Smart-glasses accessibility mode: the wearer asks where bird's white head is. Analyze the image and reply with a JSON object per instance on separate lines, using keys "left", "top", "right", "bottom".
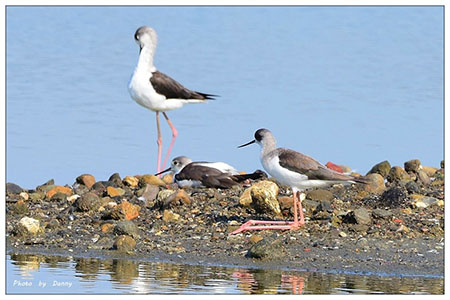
{"left": 154, "top": 155, "right": 192, "bottom": 177}
{"left": 238, "top": 128, "right": 276, "bottom": 150}
{"left": 170, "top": 156, "right": 192, "bottom": 174}
{"left": 134, "top": 26, "right": 158, "bottom": 53}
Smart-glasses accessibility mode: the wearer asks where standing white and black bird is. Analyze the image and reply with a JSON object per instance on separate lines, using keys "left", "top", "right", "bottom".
{"left": 231, "top": 128, "right": 367, "bottom": 234}
{"left": 156, "top": 156, "right": 266, "bottom": 189}
{"left": 128, "top": 26, "right": 216, "bottom": 174}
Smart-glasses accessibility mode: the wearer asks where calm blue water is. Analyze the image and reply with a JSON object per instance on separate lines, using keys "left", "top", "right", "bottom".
{"left": 6, "top": 6, "right": 443, "bottom": 189}
{"left": 6, "top": 253, "right": 444, "bottom": 294}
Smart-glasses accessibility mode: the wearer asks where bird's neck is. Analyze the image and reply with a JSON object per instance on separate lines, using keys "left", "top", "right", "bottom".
{"left": 136, "top": 46, "right": 157, "bottom": 74}
{"left": 260, "top": 138, "right": 277, "bottom": 158}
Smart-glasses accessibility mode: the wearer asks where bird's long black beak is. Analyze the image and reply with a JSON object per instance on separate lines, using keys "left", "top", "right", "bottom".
{"left": 238, "top": 139, "right": 256, "bottom": 148}
{"left": 155, "top": 167, "right": 171, "bottom": 176}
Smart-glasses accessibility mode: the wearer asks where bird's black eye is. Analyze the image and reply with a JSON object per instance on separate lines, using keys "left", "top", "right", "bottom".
{"left": 255, "top": 129, "right": 264, "bottom": 141}
{"left": 134, "top": 33, "right": 139, "bottom": 40}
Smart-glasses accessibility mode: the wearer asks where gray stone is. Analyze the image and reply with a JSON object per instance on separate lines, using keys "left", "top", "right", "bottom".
{"left": 387, "top": 166, "right": 410, "bottom": 183}
{"left": 246, "top": 234, "right": 285, "bottom": 259}
{"left": 303, "top": 199, "right": 320, "bottom": 212}
{"left": 367, "top": 161, "right": 391, "bottom": 178}
{"left": 6, "top": 183, "right": 23, "bottom": 194}
{"left": 353, "top": 208, "right": 371, "bottom": 225}
{"left": 404, "top": 159, "right": 422, "bottom": 173}
{"left": 405, "top": 181, "right": 420, "bottom": 194}
{"left": 417, "top": 170, "right": 431, "bottom": 185}
{"left": 114, "top": 220, "right": 140, "bottom": 238}
{"left": 306, "top": 189, "right": 334, "bottom": 202}
{"left": 16, "top": 217, "right": 41, "bottom": 236}
{"left": 114, "top": 235, "right": 136, "bottom": 252}
{"left": 76, "top": 192, "right": 101, "bottom": 212}
{"left": 92, "top": 237, "right": 114, "bottom": 250}
{"left": 372, "top": 208, "right": 393, "bottom": 219}
{"left": 319, "top": 200, "right": 333, "bottom": 213}
{"left": 137, "top": 184, "right": 159, "bottom": 202}
{"left": 380, "top": 187, "right": 408, "bottom": 208}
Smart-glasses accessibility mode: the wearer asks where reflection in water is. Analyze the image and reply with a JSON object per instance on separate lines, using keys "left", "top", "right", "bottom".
{"left": 7, "top": 253, "right": 443, "bottom": 294}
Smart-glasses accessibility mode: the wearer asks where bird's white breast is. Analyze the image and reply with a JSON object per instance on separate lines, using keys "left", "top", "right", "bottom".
{"left": 175, "top": 179, "right": 203, "bottom": 188}
{"left": 261, "top": 154, "right": 309, "bottom": 189}
{"left": 128, "top": 69, "right": 168, "bottom": 112}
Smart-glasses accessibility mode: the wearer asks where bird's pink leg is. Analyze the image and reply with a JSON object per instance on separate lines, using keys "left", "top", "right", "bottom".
{"left": 293, "top": 191, "right": 299, "bottom": 227}
{"left": 155, "top": 112, "right": 163, "bottom": 174}
{"left": 229, "top": 190, "right": 305, "bottom": 235}
{"left": 296, "top": 191, "right": 305, "bottom": 226}
{"left": 161, "top": 112, "right": 178, "bottom": 171}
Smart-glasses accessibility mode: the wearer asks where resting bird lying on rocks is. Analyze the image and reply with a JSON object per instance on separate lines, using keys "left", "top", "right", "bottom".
{"left": 156, "top": 156, "right": 266, "bottom": 189}
{"left": 231, "top": 128, "right": 368, "bottom": 234}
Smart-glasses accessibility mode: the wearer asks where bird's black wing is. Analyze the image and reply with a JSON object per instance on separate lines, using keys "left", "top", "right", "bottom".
{"left": 150, "top": 71, "right": 216, "bottom": 100}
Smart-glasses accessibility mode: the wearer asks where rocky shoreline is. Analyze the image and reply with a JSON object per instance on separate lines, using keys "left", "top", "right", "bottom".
{"left": 6, "top": 159, "right": 444, "bottom": 277}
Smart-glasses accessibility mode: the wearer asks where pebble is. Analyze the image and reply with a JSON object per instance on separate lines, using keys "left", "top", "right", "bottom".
{"left": 157, "top": 189, "right": 176, "bottom": 203}
{"left": 101, "top": 223, "right": 115, "bottom": 233}
{"left": 249, "top": 234, "right": 264, "bottom": 244}
{"left": 163, "top": 189, "right": 191, "bottom": 207}
{"left": 414, "top": 196, "right": 439, "bottom": 209}
{"left": 6, "top": 182, "right": 24, "bottom": 194}
{"left": 123, "top": 176, "right": 139, "bottom": 188}
{"left": 387, "top": 166, "right": 410, "bottom": 183}
{"left": 417, "top": 170, "right": 431, "bottom": 185}
{"left": 113, "top": 235, "right": 136, "bottom": 252}
{"left": 306, "top": 189, "right": 334, "bottom": 202}
{"left": 19, "top": 192, "right": 29, "bottom": 201}
{"left": 353, "top": 208, "right": 371, "bottom": 225}
{"left": 361, "top": 173, "right": 385, "bottom": 194}
{"left": 17, "top": 217, "right": 40, "bottom": 235}
{"left": 29, "top": 192, "right": 45, "bottom": 201}
{"left": 325, "top": 161, "right": 343, "bottom": 173}
{"left": 303, "top": 199, "right": 320, "bottom": 212}
{"left": 76, "top": 174, "right": 96, "bottom": 189}
{"left": 380, "top": 187, "right": 408, "bottom": 208}
{"left": 46, "top": 186, "right": 73, "bottom": 199}
{"left": 110, "top": 200, "right": 140, "bottom": 220}
{"left": 114, "top": 220, "right": 140, "bottom": 238}
{"left": 339, "top": 231, "right": 347, "bottom": 237}
{"left": 92, "top": 237, "right": 114, "bottom": 250}
{"left": 76, "top": 192, "right": 101, "bottom": 212}
{"left": 162, "top": 210, "right": 181, "bottom": 223}
{"left": 137, "top": 184, "right": 160, "bottom": 202}
{"left": 246, "top": 234, "right": 285, "bottom": 259}
{"left": 108, "top": 173, "right": 123, "bottom": 187}
{"left": 422, "top": 166, "right": 437, "bottom": 177}
{"left": 405, "top": 181, "right": 420, "bottom": 194}
{"left": 162, "top": 174, "right": 173, "bottom": 185}
{"left": 372, "top": 208, "right": 392, "bottom": 219}
{"left": 239, "top": 180, "right": 281, "bottom": 215}
{"left": 13, "top": 200, "right": 29, "bottom": 215}
{"left": 404, "top": 159, "right": 422, "bottom": 173}
{"left": 140, "top": 175, "right": 166, "bottom": 187}
{"left": 106, "top": 186, "right": 125, "bottom": 197}
{"left": 367, "top": 160, "right": 391, "bottom": 178}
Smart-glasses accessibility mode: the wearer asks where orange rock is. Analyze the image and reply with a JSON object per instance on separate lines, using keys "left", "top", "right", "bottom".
{"left": 326, "top": 161, "right": 343, "bottom": 173}
{"left": 140, "top": 175, "right": 166, "bottom": 186}
{"left": 162, "top": 174, "right": 173, "bottom": 185}
{"left": 76, "top": 174, "right": 96, "bottom": 189}
{"left": 46, "top": 186, "right": 73, "bottom": 199}
{"left": 278, "top": 196, "right": 294, "bottom": 209}
{"left": 106, "top": 186, "right": 125, "bottom": 197}
{"left": 174, "top": 189, "right": 190, "bottom": 205}
{"left": 123, "top": 176, "right": 139, "bottom": 188}
{"left": 101, "top": 223, "right": 114, "bottom": 233}
{"left": 112, "top": 200, "right": 140, "bottom": 220}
